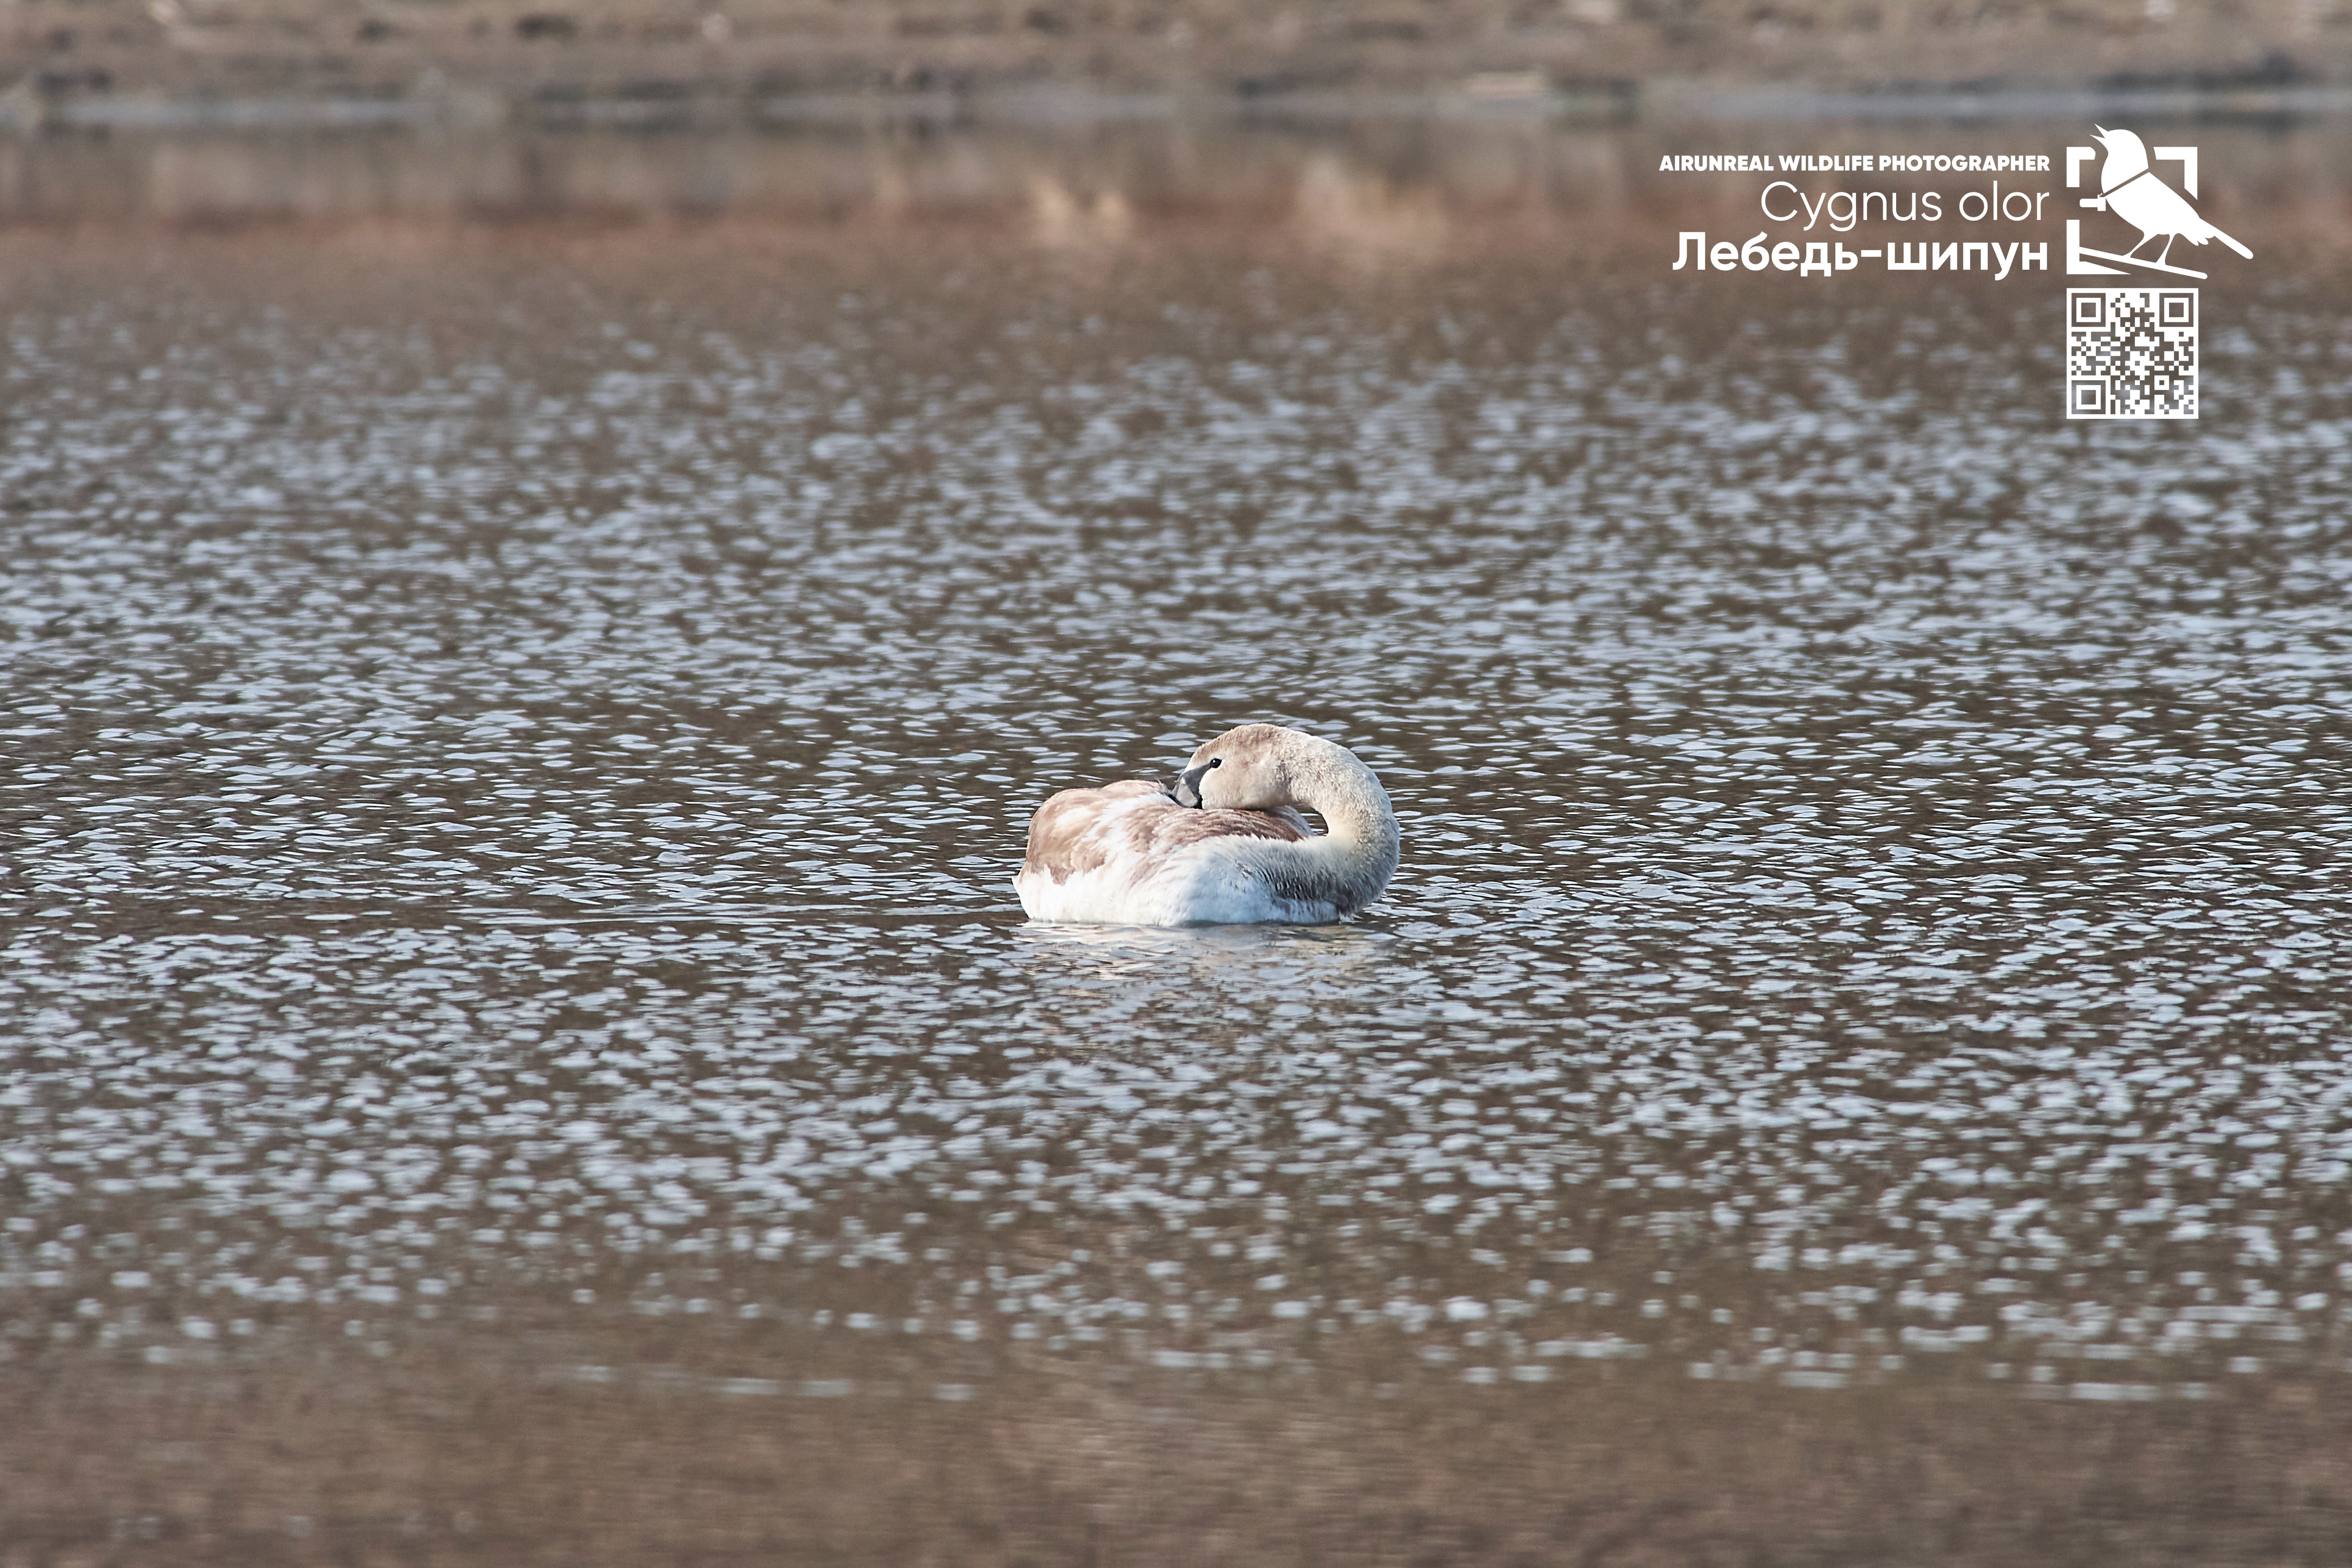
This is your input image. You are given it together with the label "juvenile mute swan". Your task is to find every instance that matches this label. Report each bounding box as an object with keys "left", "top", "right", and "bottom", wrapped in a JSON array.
[{"left": 1015, "top": 723, "right": 1399, "bottom": 926}]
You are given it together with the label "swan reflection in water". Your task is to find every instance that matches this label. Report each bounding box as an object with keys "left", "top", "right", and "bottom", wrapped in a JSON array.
[{"left": 1005, "top": 917, "right": 1397, "bottom": 1056}]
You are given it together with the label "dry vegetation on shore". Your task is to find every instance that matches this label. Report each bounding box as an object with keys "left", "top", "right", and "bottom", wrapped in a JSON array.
[{"left": 1, "top": 0, "right": 2347, "bottom": 113}]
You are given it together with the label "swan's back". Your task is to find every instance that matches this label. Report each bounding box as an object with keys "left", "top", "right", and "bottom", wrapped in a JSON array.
[{"left": 1017, "top": 782, "right": 1313, "bottom": 925}]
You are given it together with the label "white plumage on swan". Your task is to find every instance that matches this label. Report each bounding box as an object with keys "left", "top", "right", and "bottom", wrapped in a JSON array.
[{"left": 1014, "top": 723, "right": 1400, "bottom": 926}]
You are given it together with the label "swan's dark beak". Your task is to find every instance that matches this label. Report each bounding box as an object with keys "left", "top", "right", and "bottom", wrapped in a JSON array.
[{"left": 1171, "top": 761, "right": 1213, "bottom": 808}]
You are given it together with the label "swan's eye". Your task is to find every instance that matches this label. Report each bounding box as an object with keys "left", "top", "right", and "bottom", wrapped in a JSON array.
[{"left": 1207, "top": 758, "right": 1222, "bottom": 769}]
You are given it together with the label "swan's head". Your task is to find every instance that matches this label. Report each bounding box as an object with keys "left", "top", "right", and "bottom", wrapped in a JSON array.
[{"left": 1171, "top": 722, "right": 1337, "bottom": 810}]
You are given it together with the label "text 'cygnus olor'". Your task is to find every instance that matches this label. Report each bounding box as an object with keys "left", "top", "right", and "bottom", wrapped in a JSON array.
[{"left": 1015, "top": 723, "right": 1400, "bottom": 926}]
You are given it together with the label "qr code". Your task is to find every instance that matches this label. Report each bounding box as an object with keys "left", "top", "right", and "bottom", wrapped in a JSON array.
[{"left": 2067, "top": 289, "right": 2197, "bottom": 419}]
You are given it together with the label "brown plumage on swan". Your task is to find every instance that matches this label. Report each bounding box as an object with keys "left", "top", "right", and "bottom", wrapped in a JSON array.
[{"left": 1022, "top": 781, "right": 1311, "bottom": 888}]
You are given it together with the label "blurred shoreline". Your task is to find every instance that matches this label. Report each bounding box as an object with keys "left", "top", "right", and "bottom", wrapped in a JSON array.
[
  {"left": 1, "top": 113, "right": 2345, "bottom": 234},
  {"left": 6, "top": 0, "right": 2352, "bottom": 138},
  {"left": 9, "top": 2, "right": 2352, "bottom": 229}
]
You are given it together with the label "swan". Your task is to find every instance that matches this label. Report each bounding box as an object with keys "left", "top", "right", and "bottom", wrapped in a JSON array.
[{"left": 1015, "top": 723, "right": 1400, "bottom": 926}]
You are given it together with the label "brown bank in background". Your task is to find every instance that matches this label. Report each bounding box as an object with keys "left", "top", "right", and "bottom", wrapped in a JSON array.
[
  {"left": 3, "top": 0, "right": 2352, "bottom": 130},
  {"left": 0, "top": 114, "right": 2338, "bottom": 236}
]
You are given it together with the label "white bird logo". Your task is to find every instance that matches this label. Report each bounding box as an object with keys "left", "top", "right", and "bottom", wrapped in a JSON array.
[{"left": 2081, "top": 126, "right": 2252, "bottom": 269}]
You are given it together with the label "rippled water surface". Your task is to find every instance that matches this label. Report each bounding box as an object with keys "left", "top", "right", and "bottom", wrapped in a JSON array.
[{"left": 4, "top": 198, "right": 2350, "bottom": 1417}]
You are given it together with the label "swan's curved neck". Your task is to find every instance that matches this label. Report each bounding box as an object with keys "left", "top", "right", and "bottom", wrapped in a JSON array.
[{"left": 1288, "top": 750, "right": 1400, "bottom": 902}]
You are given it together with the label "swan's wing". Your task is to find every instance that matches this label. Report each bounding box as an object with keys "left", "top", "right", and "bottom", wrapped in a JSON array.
[{"left": 1022, "top": 784, "right": 1311, "bottom": 887}]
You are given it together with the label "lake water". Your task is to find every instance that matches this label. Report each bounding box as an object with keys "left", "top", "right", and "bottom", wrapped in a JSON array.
[{"left": 2, "top": 118, "right": 2350, "bottom": 1550}]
